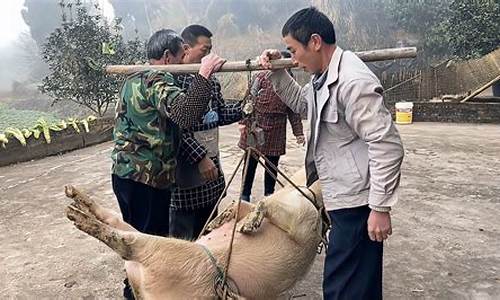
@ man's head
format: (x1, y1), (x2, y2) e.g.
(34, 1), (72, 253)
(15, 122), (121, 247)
(181, 25), (213, 63)
(147, 29), (185, 65)
(281, 7), (336, 74)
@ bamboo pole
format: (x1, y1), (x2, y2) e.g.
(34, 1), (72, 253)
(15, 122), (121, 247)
(460, 74), (500, 103)
(105, 47), (417, 75)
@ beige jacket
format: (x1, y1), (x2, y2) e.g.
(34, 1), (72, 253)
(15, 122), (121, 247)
(268, 47), (404, 211)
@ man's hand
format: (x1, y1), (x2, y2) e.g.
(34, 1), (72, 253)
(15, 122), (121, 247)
(199, 53), (226, 79)
(238, 124), (246, 135)
(367, 210), (392, 242)
(295, 135), (305, 146)
(198, 156), (218, 182)
(258, 49), (282, 69)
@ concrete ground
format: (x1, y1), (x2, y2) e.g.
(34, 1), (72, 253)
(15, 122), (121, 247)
(0, 122), (499, 299)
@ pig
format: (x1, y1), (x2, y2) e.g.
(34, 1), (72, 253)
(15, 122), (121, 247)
(65, 170), (325, 299)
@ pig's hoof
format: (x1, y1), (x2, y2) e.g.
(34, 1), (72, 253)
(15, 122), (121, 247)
(207, 205), (236, 231)
(65, 185), (96, 216)
(66, 204), (101, 237)
(237, 208), (264, 233)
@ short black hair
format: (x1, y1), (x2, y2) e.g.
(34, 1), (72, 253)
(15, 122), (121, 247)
(282, 7), (336, 46)
(146, 29), (184, 60)
(181, 25), (213, 47)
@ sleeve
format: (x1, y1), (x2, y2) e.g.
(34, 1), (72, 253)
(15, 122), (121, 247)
(212, 77), (243, 125)
(267, 69), (310, 118)
(286, 107), (304, 137)
(340, 78), (404, 209)
(178, 131), (207, 165)
(152, 73), (212, 129)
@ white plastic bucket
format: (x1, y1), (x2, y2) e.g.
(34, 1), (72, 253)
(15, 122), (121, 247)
(395, 102), (414, 124)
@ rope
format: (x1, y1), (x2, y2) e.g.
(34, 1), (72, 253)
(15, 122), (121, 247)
(245, 147), (331, 253)
(221, 151), (251, 299)
(200, 245), (240, 299)
(197, 153), (246, 240)
(194, 65), (330, 297)
(197, 147), (330, 299)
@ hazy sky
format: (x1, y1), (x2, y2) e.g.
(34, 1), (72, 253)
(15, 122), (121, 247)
(0, 0), (115, 48)
(0, 0), (29, 47)
(0, 0), (115, 91)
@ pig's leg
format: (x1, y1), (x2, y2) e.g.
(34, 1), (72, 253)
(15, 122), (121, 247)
(65, 185), (137, 232)
(66, 203), (145, 260)
(237, 186), (320, 244)
(206, 201), (237, 231)
(206, 200), (255, 231)
(237, 200), (266, 233)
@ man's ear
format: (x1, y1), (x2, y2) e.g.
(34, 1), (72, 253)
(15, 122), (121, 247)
(310, 34), (322, 52)
(162, 49), (170, 64)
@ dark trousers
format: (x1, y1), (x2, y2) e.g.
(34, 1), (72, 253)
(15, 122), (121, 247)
(169, 204), (217, 240)
(112, 174), (172, 300)
(323, 205), (383, 300)
(241, 154), (280, 200)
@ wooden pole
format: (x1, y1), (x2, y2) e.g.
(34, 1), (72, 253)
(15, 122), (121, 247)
(105, 47), (417, 75)
(460, 74), (500, 103)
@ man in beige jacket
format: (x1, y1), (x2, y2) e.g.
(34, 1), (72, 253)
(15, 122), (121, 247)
(259, 7), (404, 300)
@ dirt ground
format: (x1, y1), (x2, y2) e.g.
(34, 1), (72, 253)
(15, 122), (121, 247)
(1, 122), (499, 299)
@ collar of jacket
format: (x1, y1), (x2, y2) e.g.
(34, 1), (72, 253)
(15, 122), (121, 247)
(324, 46), (344, 88)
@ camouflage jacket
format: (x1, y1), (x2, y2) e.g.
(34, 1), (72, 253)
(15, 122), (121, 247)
(111, 70), (212, 189)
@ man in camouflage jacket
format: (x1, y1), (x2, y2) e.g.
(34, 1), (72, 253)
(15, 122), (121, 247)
(110, 29), (225, 300)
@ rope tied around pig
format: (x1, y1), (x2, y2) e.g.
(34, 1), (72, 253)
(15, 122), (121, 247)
(196, 67), (331, 299)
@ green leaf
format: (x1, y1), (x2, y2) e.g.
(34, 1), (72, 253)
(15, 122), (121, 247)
(102, 42), (116, 55)
(49, 124), (63, 132)
(32, 128), (41, 139)
(0, 133), (8, 148)
(80, 119), (90, 132)
(22, 129), (32, 139)
(59, 120), (68, 129)
(67, 118), (81, 133)
(42, 126), (52, 144)
(4, 127), (27, 146)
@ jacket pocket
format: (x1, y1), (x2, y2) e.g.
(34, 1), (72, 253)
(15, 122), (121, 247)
(320, 98), (338, 123)
(317, 145), (363, 196)
(320, 96), (356, 141)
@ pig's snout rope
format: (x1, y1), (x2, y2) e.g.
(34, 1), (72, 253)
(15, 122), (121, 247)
(200, 244), (240, 299)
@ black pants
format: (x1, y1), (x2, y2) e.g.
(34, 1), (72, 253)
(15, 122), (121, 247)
(241, 154), (280, 200)
(169, 204), (217, 240)
(112, 174), (172, 300)
(323, 205), (383, 300)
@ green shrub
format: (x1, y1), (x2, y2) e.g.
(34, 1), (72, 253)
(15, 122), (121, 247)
(0, 106), (59, 133)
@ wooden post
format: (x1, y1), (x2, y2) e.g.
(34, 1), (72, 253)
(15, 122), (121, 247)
(105, 47), (417, 75)
(460, 74), (500, 103)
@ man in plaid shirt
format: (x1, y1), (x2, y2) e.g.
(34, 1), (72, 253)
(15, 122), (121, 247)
(169, 25), (243, 240)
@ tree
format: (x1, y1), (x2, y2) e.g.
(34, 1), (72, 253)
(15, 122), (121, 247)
(40, 0), (145, 116)
(383, 0), (453, 64)
(384, 0), (499, 63)
(314, 0), (398, 51)
(444, 0), (500, 59)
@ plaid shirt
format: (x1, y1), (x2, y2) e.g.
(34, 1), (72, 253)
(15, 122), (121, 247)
(172, 74), (242, 210)
(239, 71), (304, 156)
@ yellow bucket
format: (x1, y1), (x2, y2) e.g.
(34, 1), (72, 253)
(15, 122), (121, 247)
(395, 102), (414, 124)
